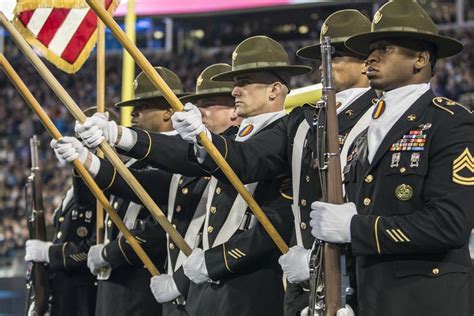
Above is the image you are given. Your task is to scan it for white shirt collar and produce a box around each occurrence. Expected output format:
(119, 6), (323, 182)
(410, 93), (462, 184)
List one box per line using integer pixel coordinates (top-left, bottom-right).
(236, 110), (286, 142)
(160, 130), (178, 136)
(367, 82), (430, 162)
(336, 87), (371, 114)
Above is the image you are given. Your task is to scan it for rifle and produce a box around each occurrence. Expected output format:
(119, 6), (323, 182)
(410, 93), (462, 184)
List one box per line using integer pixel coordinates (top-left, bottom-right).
(308, 36), (352, 316)
(25, 135), (50, 316)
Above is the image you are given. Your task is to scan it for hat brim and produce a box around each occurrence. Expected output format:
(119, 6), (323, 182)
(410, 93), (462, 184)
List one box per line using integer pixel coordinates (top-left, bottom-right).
(345, 31), (464, 58)
(297, 42), (366, 60)
(211, 65), (312, 82)
(180, 91), (234, 104)
(115, 93), (189, 107)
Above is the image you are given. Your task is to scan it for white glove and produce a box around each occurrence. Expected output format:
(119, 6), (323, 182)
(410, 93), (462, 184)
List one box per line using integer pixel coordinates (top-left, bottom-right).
(278, 246), (311, 283)
(337, 304), (355, 316)
(150, 274), (181, 303)
(300, 304), (354, 316)
(25, 240), (52, 263)
(172, 103), (211, 143)
(50, 137), (89, 166)
(310, 202), (357, 243)
(87, 244), (110, 275)
(75, 112), (118, 148)
(182, 248), (211, 284)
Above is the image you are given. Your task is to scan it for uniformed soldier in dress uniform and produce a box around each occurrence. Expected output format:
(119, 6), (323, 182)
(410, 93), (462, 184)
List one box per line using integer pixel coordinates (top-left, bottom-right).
(149, 63), (241, 316)
(25, 168), (97, 316)
(75, 35), (306, 315)
(25, 106), (118, 316)
(310, 1), (473, 315)
(52, 67), (188, 316)
(278, 10), (375, 315)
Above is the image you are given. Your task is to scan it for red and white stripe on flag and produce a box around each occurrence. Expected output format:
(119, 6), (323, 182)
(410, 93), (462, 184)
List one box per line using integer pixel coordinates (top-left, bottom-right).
(13, 0), (119, 73)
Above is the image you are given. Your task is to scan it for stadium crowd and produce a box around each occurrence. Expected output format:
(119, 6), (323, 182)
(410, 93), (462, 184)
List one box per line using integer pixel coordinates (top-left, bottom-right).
(0, 29), (473, 263)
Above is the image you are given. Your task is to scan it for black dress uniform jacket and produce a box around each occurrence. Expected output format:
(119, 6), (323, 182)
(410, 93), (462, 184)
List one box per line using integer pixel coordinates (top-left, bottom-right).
(95, 155), (211, 316)
(92, 158), (169, 316)
(196, 90), (376, 315)
(344, 91), (474, 316)
(48, 175), (97, 316)
(121, 123), (294, 316)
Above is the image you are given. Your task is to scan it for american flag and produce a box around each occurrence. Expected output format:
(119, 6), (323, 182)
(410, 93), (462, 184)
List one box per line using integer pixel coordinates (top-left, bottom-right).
(13, 0), (119, 73)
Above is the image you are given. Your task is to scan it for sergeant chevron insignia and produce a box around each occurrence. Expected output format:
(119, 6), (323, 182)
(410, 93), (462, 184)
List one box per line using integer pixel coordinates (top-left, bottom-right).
(452, 148), (474, 186)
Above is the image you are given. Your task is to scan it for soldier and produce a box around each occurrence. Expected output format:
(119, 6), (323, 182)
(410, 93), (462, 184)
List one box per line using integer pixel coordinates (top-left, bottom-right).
(149, 63), (241, 315)
(278, 10), (374, 315)
(24, 107), (118, 316)
(51, 67), (187, 316)
(309, 1), (472, 315)
(25, 176), (97, 316)
(75, 36), (306, 315)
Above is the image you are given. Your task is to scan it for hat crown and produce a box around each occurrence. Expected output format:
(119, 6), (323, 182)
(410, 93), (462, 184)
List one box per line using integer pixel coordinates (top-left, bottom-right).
(134, 67), (184, 99)
(231, 35), (291, 72)
(320, 9), (371, 44)
(196, 63), (233, 94)
(372, 0), (437, 35)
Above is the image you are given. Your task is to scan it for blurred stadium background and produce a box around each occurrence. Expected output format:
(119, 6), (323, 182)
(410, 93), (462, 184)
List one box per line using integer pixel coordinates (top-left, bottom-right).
(0, 0), (472, 314)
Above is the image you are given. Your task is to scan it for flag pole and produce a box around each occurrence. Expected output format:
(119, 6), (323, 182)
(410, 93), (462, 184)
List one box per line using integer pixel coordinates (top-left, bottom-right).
(96, 0), (106, 245)
(120, 0), (136, 127)
(0, 53), (160, 276)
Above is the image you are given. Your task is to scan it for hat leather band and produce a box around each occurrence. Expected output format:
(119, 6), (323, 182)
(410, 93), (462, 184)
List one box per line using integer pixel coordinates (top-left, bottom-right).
(197, 87), (232, 94)
(135, 89), (182, 99)
(232, 61), (289, 71)
(319, 36), (350, 44)
(374, 26), (436, 35)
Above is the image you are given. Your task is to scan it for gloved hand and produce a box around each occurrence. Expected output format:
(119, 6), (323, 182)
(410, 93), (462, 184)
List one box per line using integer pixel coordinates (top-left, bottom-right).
(172, 103), (211, 143)
(310, 202), (357, 243)
(50, 137), (89, 166)
(75, 112), (118, 148)
(300, 304), (354, 316)
(182, 248), (211, 284)
(87, 244), (110, 275)
(150, 274), (181, 303)
(337, 304), (355, 316)
(25, 239), (52, 263)
(278, 245), (311, 283)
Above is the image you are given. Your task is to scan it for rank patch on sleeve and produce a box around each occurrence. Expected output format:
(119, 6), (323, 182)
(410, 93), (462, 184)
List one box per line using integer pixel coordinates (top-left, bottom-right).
(453, 148), (474, 186)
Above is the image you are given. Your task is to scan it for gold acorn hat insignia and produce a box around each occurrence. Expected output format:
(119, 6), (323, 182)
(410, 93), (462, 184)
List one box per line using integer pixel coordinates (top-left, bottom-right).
(373, 11), (383, 24)
(197, 75), (204, 87)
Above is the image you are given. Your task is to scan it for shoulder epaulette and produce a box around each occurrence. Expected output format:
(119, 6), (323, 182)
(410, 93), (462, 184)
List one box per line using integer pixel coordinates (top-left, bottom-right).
(432, 97), (472, 115)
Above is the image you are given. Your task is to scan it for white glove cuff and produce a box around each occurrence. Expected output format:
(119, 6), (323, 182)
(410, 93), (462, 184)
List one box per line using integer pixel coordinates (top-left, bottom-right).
(88, 154), (101, 178)
(116, 127), (137, 151)
(44, 242), (53, 263)
(194, 128), (211, 163)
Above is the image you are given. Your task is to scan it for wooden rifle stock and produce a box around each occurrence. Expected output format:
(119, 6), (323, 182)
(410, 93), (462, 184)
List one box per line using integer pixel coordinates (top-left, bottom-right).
(29, 135), (50, 316)
(321, 36), (343, 316)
